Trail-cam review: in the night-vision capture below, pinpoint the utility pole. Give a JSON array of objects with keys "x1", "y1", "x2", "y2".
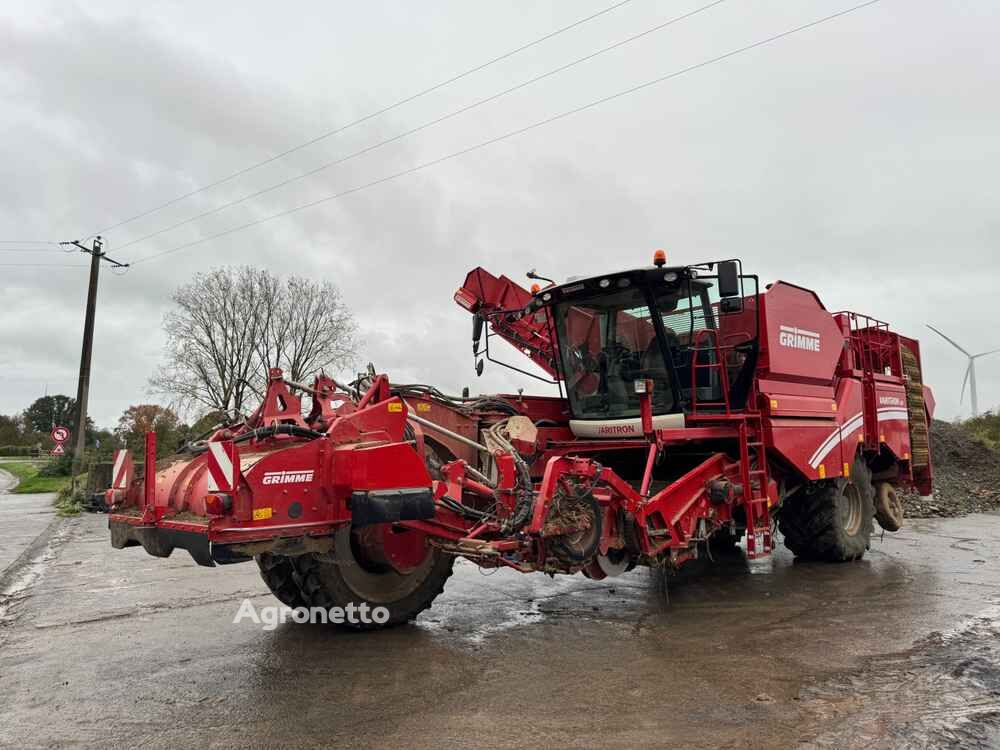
[{"x1": 60, "y1": 236, "x2": 129, "y2": 477}]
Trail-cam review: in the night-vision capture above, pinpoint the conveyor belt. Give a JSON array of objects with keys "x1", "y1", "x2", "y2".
[{"x1": 901, "y1": 346, "x2": 930, "y2": 468}]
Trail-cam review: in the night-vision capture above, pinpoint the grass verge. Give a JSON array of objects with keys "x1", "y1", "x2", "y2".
[{"x1": 1, "y1": 461, "x2": 73, "y2": 494}]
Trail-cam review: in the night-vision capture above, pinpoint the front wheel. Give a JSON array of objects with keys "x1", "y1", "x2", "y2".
[
  {"x1": 778, "y1": 455, "x2": 875, "y2": 562},
  {"x1": 293, "y1": 526, "x2": 454, "y2": 629}
]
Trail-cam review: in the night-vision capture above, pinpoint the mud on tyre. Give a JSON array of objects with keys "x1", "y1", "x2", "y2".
[
  {"x1": 778, "y1": 454, "x2": 875, "y2": 562},
  {"x1": 256, "y1": 552, "x2": 308, "y2": 608},
  {"x1": 292, "y1": 526, "x2": 454, "y2": 629},
  {"x1": 256, "y1": 440, "x2": 454, "y2": 628}
]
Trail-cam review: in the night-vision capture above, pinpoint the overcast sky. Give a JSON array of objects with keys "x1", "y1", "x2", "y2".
[{"x1": 1, "y1": 0, "x2": 997, "y2": 429}]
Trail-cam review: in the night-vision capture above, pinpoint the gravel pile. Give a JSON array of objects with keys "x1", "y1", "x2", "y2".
[{"x1": 903, "y1": 420, "x2": 1000, "y2": 518}]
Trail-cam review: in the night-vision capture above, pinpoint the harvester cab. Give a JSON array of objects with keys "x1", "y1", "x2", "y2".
[{"x1": 464, "y1": 255, "x2": 761, "y2": 437}]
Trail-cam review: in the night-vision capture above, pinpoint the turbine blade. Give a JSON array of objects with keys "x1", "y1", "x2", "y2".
[
  {"x1": 960, "y1": 362, "x2": 971, "y2": 405},
  {"x1": 972, "y1": 347, "x2": 1000, "y2": 359},
  {"x1": 926, "y1": 324, "x2": 971, "y2": 356}
]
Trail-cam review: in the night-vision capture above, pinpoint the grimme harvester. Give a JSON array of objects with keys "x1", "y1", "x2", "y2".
[{"x1": 107, "y1": 254, "x2": 934, "y2": 628}]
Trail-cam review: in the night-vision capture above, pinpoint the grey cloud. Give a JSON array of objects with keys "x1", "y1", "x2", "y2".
[{"x1": 0, "y1": 0, "x2": 998, "y2": 427}]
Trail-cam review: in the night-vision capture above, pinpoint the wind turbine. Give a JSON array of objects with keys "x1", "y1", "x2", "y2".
[{"x1": 926, "y1": 324, "x2": 1000, "y2": 417}]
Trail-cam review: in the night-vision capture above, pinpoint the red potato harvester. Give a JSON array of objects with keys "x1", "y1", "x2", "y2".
[{"x1": 107, "y1": 254, "x2": 933, "y2": 628}]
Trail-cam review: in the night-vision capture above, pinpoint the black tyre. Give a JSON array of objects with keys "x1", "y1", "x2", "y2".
[
  {"x1": 874, "y1": 481, "x2": 904, "y2": 532},
  {"x1": 292, "y1": 526, "x2": 454, "y2": 630},
  {"x1": 778, "y1": 455, "x2": 875, "y2": 562},
  {"x1": 256, "y1": 552, "x2": 308, "y2": 607}
]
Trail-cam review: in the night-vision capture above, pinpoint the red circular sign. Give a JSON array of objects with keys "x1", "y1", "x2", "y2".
[{"x1": 51, "y1": 426, "x2": 70, "y2": 444}]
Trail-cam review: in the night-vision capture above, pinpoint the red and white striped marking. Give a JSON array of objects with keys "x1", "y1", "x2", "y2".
[
  {"x1": 808, "y1": 408, "x2": 912, "y2": 469},
  {"x1": 112, "y1": 449, "x2": 133, "y2": 489},
  {"x1": 206, "y1": 441, "x2": 239, "y2": 493}
]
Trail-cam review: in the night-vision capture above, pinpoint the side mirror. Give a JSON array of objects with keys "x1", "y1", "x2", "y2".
[
  {"x1": 718, "y1": 260, "x2": 740, "y2": 298},
  {"x1": 476, "y1": 359, "x2": 485, "y2": 377}
]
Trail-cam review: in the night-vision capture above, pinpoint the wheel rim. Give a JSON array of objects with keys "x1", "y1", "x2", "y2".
[
  {"x1": 333, "y1": 526, "x2": 437, "y2": 604},
  {"x1": 842, "y1": 483, "x2": 863, "y2": 536},
  {"x1": 546, "y1": 490, "x2": 601, "y2": 564}
]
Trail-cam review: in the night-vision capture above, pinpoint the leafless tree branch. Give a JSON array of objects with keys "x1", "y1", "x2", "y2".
[{"x1": 150, "y1": 267, "x2": 357, "y2": 417}]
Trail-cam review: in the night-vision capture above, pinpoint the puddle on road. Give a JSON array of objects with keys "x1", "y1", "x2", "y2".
[
  {"x1": 461, "y1": 598, "x2": 546, "y2": 644},
  {"x1": 800, "y1": 601, "x2": 1000, "y2": 749}
]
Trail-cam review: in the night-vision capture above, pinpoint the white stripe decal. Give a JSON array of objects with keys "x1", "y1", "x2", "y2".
[
  {"x1": 808, "y1": 432, "x2": 835, "y2": 466},
  {"x1": 806, "y1": 409, "x2": 912, "y2": 471},
  {"x1": 877, "y1": 409, "x2": 909, "y2": 422},
  {"x1": 808, "y1": 412, "x2": 862, "y2": 466},
  {"x1": 808, "y1": 420, "x2": 844, "y2": 465},
  {"x1": 207, "y1": 442, "x2": 233, "y2": 492},
  {"x1": 807, "y1": 425, "x2": 841, "y2": 467},
  {"x1": 809, "y1": 413, "x2": 864, "y2": 469}
]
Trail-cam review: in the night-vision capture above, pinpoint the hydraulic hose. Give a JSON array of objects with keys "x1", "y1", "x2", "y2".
[
  {"x1": 188, "y1": 423, "x2": 325, "y2": 455},
  {"x1": 232, "y1": 424, "x2": 325, "y2": 444},
  {"x1": 487, "y1": 418, "x2": 536, "y2": 532}
]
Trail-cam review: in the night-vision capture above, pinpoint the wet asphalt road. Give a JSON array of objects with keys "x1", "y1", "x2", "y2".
[
  {"x1": 1, "y1": 495, "x2": 999, "y2": 749},
  {"x1": 0, "y1": 467, "x2": 54, "y2": 575}
]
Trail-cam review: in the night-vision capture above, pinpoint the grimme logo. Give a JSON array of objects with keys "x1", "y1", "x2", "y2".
[
  {"x1": 778, "y1": 325, "x2": 821, "y2": 352},
  {"x1": 262, "y1": 470, "x2": 314, "y2": 485}
]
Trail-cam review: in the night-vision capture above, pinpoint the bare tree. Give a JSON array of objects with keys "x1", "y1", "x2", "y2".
[
  {"x1": 151, "y1": 267, "x2": 356, "y2": 416},
  {"x1": 257, "y1": 275, "x2": 357, "y2": 382}
]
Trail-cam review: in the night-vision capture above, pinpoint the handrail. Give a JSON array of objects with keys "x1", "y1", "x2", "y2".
[{"x1": 689, "y1": 329, "x2": 732, "y2": 417}]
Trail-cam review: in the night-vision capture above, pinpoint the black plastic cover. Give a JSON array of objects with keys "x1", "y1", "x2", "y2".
[{"x1": 349, "y1": 488, "x2": 436, "y2": 528}]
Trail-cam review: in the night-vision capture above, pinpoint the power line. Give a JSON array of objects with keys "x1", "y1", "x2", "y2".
[
  {"x1": 0, "y1": 240, "x2": 59, "y2": 244},
  {"x1": 114, "y1": 0, "x2": 728, "y2": 253},
  {"x1": 0, "y1": 263, "x2": 89, "y2": 268},
  {"x1": 92, "y1": 0, "x2": 638, "y2": 236},
  {"x1": 0, "y1": 247, "x2": 67, "y2": 253},
  {"x1": 129, "y1": 0, "x2": 885, "y2": 267}
]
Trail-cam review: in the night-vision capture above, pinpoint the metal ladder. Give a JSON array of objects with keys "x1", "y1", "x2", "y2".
[{"x1": 739, "y1": 414, "x2": 773, "y2": 559}]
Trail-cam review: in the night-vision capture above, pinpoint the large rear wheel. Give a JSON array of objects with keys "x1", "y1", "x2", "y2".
[
  {"x1": 778, "y1": 455, "x2": 875, "y2": 562},
  {"x1": 293, "y1": 525, "x2": 454, "y2": 629}
]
